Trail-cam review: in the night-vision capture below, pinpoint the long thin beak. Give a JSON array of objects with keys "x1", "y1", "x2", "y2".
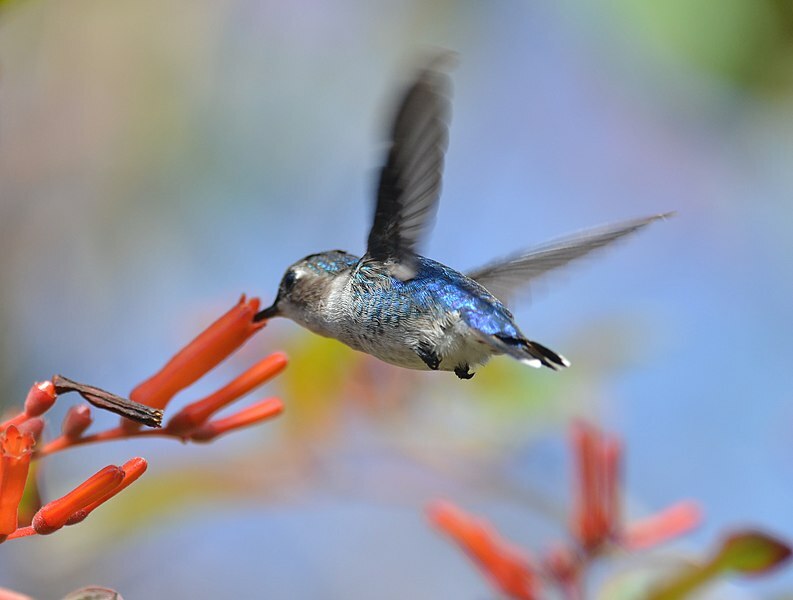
[{"x1": 253, "y1": 301, "x2": 280, "y2": 322}]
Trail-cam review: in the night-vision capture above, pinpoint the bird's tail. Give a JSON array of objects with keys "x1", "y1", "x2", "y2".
[
  {"x1": 521, "y1": 340, "x2": 570, "y2": 371},
  {"x1": 483, "y1": 333, "x2": 571, "y2": 371}
]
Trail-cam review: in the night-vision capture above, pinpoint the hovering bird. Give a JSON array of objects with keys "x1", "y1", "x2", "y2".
[{"x1": 255, "y1": 56, "x2": 669, "y2": 379}]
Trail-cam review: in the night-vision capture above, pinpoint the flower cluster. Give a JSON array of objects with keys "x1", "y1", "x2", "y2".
[
  {"x1": 428, "y1": 420, "x2": 704, "y2": 599},
  {"x1": 0, "y1": 382, "x2": 150, "y2": 544},
  {"x1": 0, "y1": 295, "x2": 285, "y2": 544}
]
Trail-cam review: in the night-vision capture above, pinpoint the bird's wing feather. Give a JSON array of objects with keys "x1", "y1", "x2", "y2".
[
  {"x1": 366, "y1": 54, "x2": 454, "y2": 278},
  {"x1": 467, "y1": 213, "x2": 672, "y2": 305}
]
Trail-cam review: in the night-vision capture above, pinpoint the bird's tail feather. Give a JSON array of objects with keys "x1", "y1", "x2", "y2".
[
  {"x1": 481, "y1": 333, "x2": 570, "y2": 371},
  {"x1": 522, "y1": 340, "x2": 570, "y2": 371}
]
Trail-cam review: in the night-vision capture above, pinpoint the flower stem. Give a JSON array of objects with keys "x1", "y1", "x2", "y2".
[{"x1": 35, "y1": 427, "x2": 173, "y2": 459}]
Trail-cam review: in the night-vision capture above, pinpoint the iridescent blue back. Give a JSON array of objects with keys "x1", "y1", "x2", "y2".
[{"x1": 351, "y1": 255, "x2": 522, "y2": 340}]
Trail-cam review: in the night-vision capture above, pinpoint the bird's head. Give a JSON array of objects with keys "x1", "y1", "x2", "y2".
[{"x1": 254, "y1": 250, "x2": 357, "y2": 325}]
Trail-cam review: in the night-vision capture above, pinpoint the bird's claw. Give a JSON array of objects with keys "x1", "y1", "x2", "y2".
[
  {"x1": 454, "y1": 365, "x2": 474, "y2": 380},
  {"x1": 417, "y1": 342, "x2": 441, "y2": 370}
]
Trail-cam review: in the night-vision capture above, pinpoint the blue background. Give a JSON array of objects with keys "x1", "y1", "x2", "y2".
[{"x1": 1, "y1": 1, "x2": 792, "y2": 598}]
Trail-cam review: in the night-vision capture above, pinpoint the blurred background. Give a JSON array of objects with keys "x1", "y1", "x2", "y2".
[{"x1": 1, "y1": 0, "x2": 793, "y2": 598}]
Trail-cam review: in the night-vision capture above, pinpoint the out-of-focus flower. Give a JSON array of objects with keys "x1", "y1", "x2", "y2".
[
  {"x1": 623, "y1": 500, "x2": 703, "y2": 550},
  {"x1": 62, "y1": 587, "x2": 123, "y2": 600},
  {"x1": 571, "y1": 420, "x2": 701, "y2": 553},
  {"x1": 428, "y1": 500, "x2": 539, "y2": 600},
  {"x1": 571, "y1": 420, "x2": 620, "y2": 552},
  {"x1": 0, "y1": 587, "x2": 35, "y2": 600},
  {"x1": 646, "y1": 530, "x2": 792, "y2": 599},
  {"x1": 430, "y1": 420, "x2": 704, "y2": 599}
]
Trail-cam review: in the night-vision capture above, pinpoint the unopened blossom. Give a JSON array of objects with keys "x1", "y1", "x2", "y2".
[{"x1": 189, "y1": 398, "x2": 284, "y2": 442}]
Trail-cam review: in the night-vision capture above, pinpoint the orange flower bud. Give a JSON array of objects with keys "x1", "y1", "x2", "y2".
[
  {"x1": 189, "y1": 397, "x2": 284, "y2": 442},
  {"x1": 571, "y1": 421, "x2": 621, "y2": 552},
  {"x1": 33, "y1": 465, "x2": 124, "y2": 535},
  {"x1": 168, "y1": 352, "x2": 287, "y2": 435},
  {"x1": 66, "y1": 457, "x2": 148, "y2": 525},
  {"x1": 129, "y1": 296, "x2": 265, "y2": 412},
  {"x1": 623, "y1": 500, "x2": 702, "y2": 550},
  {"x1": 428, "y1": 500, "x2": 538, "y2": 600},
  {"x1": 61, "y1": 405, "x2": 93, "y2": 439},
  {"x1": 23, "y1": 381, "x2": 56, "y2": 417},
  {"x1": 0, "y1": 426, "x2": 35, "y2": 536}
]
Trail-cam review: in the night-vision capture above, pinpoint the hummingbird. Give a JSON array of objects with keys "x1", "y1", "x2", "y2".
[{"x1": 255, "y1": 55, "x2": 669, "y2": 379}]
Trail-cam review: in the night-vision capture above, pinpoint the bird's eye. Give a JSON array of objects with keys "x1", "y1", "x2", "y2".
[{"x1": 282, "y1": 270, "x2": 298, "y2": 292}]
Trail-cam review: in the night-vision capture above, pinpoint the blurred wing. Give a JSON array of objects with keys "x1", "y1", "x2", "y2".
[
  {"x1": 468, "y1": 213, "x2": 672, "y2": 305},
  {"x1": 367, "y1": 54, "x2": 454, "y2": 278}
]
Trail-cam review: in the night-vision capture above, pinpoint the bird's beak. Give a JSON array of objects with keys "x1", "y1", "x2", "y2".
[{"x1": 254, "y1": 301, "x2": 280, "y2": 322}]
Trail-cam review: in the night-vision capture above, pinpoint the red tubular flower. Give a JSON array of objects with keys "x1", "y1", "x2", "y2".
[
  {"x1": 0, "y1": 426, "x2": 35, "y2": 537},
  {"x1": 571, "y1": 420, "x2": 621, "y2": 552},
  {"x1": 61, "y1": 405, "x2": 93, "y2": 439},
  {"x1": 23, "y1": 381, "x2": 56, "y2": 418},
  {"x1": 623, "y1": 500, "x2": 702, "y2": 550},
  {"x1": 0, "y1": 586, "x2": 35, "y2": 600},
  {"x1": 32, "y1": 465, "x2": 124, "y2": 534},
  {"x1": 167, "y1": 352, "x2": 288, "y2": 435},
  {"x1": 571, "y1": 421, "x2": 700, "y2": 553},
  {"x1": 189, "y1": 398, "x2": 284, "y2": 442},
  {"x1": 66, "y1": 457, "x2": 148, "y2": 525},
  {"x1": 128, "y1": 296, "x2": 265, "y2": 416},
  {"x1": 428, "y1": 500, "x2": 539, "y2": 600},
  {"x1": 5, "y1": 526, "x2": 35, "y2": 540}
]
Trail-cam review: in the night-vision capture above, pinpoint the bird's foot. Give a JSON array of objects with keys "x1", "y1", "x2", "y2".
[
  {"x1": 416, "y1": 342, "x2": 441, "y2": 371},
  {"x1": 454, "y1": 365, "x2": 475, "y2": 380}
]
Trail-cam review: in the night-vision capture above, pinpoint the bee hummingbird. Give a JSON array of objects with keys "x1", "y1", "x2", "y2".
[{"x1": 255, "y1": 55, "x2": 669, "y2": 379}]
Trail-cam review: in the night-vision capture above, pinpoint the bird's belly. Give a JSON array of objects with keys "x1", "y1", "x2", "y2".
[
  {"x1": 436, "y1": 330, "x2": 494, "y2": 371},
  {"x1": 335, "y1": 327, "x2": 428, "y2": 369},
  {"x1": 333, "y1": 318, "x2": 493, "y2": 372}
]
